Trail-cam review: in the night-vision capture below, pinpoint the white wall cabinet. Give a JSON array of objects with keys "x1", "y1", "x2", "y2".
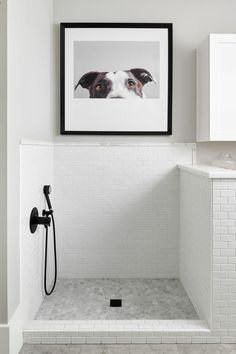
[{"x1": 197, "y1": 34, "x2": 236, "y2": 141}]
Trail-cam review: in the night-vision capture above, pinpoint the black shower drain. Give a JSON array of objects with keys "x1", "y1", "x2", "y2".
[{"x1": 110, "y1": 299, "x2": 122, "y2": 307}]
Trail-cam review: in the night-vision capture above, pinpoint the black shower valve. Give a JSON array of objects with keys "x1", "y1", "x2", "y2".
[
  {"x1": 36, "y1": 215, "x2": 51, "y2": 227},
  {"x1": 30, "y1": 207, "x2": 51, "y2": 233},
  {"x1": 43, "y1": 209, "x2": 53, "y2": 216}
]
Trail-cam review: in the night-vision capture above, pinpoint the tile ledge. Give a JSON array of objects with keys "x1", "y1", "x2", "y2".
[
  {"x1": 23, "y1": 319, "x2": 209, "y2": 333},
  {"x1": 20, "y1": 139, "x2": 196, "y2": 148}
]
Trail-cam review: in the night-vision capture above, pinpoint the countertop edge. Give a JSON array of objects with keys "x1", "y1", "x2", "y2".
[{"x1": 178, "y1": 164, "x2": 236, "y2": 179}]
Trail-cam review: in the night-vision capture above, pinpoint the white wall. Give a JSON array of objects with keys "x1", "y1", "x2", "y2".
[
  {"x1": 54, "y1": 143, "x2": 194, "y2": 278},
  {"x1": 6, "y1": 143, "x2": 54, "y2": 354},
  {"x1": 0, "y1": 0, "x2": 54, "y2": 352},
  {"x1": 20, "y1": 144, "x2": 54, "y2": 322},
  {"x1": 53, "y1": 0, "x2": 236, "y2": 160},
  {"x1": 0, "y1": 0, "x2": 8, "y2": 325},
  {"x1": 180, "y1": 170, "x2": 212, "y2": 324},
  {"x1": 7, "y1": 0, "x2": 54, "y2": 322}
]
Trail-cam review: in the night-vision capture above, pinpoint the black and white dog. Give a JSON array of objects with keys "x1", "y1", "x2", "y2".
[{"x1": 74, "y1": 68, "x2": 156, "y2": 98}]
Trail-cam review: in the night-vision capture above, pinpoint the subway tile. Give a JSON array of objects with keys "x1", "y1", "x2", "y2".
[
  {"x1": 71, "y1": 337, "x2": 86, "y2": 344},
  {"x1": 131, "y1": 337, "x2": 147, "y2": 344},
  {"x1": 101, "y1": 337, "x2": 116, "y2": 344},
  {"x1": 86, "y1": 337, "x2": 101, "y2": 344}
]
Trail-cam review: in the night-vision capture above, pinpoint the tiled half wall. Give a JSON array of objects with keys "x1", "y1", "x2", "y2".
[{"x1": 179, "y1": 166, "x2": 236, "y2": 343}]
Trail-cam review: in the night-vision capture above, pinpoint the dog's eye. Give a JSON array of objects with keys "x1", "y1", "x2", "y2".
[
  {"x1": 128, "y1": 79, "x2": 135, "y2": 88},
  {"x1": 95, "y1": 84, "x2": 102, "y2": 91}
]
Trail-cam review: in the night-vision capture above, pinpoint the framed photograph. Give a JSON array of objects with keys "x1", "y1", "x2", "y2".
[{"x1": 60, "y1": 23, "x2": 172, "y2": 135}]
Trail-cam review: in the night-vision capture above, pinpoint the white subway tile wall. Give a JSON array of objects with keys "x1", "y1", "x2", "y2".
[
  {"x1": 178, "y1": 170, "x2": 236, "y2": 343},
  {"x1": 20, "y1": 144, "x2": 54, "y2": 322},
  {"x1": 21, "y1": 146, "x2": 236, "y2": 343},
  {"x1": 54, "y1": 144, "x2": 194, "y2": 278},
  {"x1": 212, "y1": 178, "x2": 236, "y2": 342},
  {"x1": 180, "y1": 171, "x2": 212, "y2": 325}
]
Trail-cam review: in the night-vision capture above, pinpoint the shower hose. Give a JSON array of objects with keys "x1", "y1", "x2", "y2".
[{"x1": 44, "y1": 211, "x2": 57, "y2": 296}]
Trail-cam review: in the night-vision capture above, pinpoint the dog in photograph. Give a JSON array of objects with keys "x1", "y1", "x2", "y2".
[{"x1": 74, "y1": 68, "x2": 157, "y2": 98}]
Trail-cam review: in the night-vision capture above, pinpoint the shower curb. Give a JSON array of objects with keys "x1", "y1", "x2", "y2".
[{"x1": 23, "y1": 320, "x2": 214, "y2": 344}]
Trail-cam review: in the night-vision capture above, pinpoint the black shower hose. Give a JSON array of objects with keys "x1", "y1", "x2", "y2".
[{"x1": 44, "y1": 212, "x2": 57, "y2": 295}]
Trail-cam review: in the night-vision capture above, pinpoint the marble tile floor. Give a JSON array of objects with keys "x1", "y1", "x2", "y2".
[
  {"x1": 20, "y1": 344, "x2": 236, "y2": 354},
  {"x1": 35, "y1": 279, "x2": 198, "y2": 320}
]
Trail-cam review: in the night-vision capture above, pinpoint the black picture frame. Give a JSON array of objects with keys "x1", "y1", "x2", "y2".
[{"x1": 60, "y1": 22, "x2": 173, "y2": 135}]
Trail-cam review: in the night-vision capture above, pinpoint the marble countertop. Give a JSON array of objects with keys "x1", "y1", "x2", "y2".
[{"x1": 178, "y1": 164, "x2": 236, "y2": 179}]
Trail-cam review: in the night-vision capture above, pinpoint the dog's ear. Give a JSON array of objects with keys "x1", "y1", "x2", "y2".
[
  {"x1": 75, "y1": 71, "x2": 100, "y2": 91},
  {"x1": 130, "y1": 68, "x2": 156, "y2": 85}
]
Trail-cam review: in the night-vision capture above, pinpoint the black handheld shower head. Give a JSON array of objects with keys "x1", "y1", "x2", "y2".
[
  {"x1": 43, "y1": 185, "x2": 53, "y2": 211},
  {"x1": 42, "y1": 184, "x2": 57, "y2": 295}
]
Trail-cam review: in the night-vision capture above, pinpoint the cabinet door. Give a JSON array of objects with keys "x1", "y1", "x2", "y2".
[{"x1": 211, "y1": 34, "x2": 236, "y2": 140}]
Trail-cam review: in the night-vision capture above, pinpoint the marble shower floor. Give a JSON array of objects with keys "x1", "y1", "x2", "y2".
[{"x1": 35, "y1": 279, "x2": 198, "y2": 320}]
